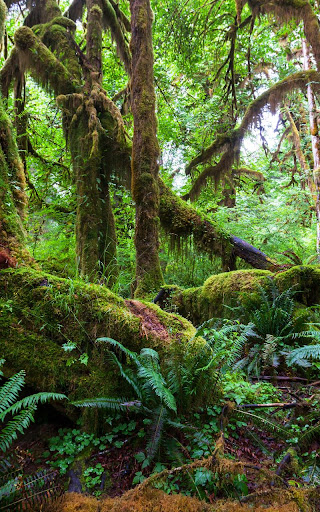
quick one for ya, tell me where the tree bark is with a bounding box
[130,0,164,297]
[303,39,320,260]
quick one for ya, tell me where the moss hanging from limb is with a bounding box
[0,48,20,97]
[158,179,280,271]
[14,26,79,96]
[246,0,320,71]
[101,0,131,74]
[185,70,320,197]
[183,149,238,201]
[130,0,164,298]
[34,17,82,82]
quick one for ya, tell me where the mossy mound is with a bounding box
[0,268,201,413]
[171,265,320,324]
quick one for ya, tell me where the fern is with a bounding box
[299,421,320,447]
[287,344,320,365]
[146,405,167,460]
[0,362,66,454]
[0,371,26,414]
[71,397,142,411]
[234,409,288,438]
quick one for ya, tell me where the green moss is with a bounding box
[171,265,320,325]
[14,26,79,96]
[0,268,203,425]
[0,0,6,42]
[274,265,320,305]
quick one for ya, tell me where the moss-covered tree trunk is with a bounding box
[130,0,164,297]
[302,39,320,260]
[1,0,131,284]
[0,94,29,265]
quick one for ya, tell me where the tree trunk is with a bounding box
[0,97,30,265]
[130,0,164,297]
[302,39,320,260]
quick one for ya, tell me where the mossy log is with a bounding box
[0,268,202,415]
[48,485,320,511]
[170,265,320,324]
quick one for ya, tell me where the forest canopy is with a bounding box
[2,0,320,511]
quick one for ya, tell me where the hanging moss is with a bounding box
[186,69,320,196]
[32,16,82,82]
[248,0,320,71]
[101,0,131,73]
[14,26,79,96]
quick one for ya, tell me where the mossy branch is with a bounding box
[63,0,85,21]
[0,45,20,97]
[185,70,320,195]
[102,0,131,74]
[14,26,79,96]
[158,179,279,270]
[247,0,320,70]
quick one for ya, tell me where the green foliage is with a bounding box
[236,282,320,376]
[0,362,65,511]
[0,361,66,452]
[72,338,183,461]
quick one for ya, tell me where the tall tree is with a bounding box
[130,0,163,296]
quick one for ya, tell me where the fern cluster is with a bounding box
[0,361,66,510]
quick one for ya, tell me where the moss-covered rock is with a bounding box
[0,268,202,418]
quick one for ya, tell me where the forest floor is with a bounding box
[7,377,319,509]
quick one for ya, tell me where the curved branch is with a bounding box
[14,26,79,96]
[185,70,320,195]
[64,0,85,21]
[183,149,236,200]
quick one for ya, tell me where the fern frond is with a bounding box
[71,397,141,412]
[96,337,140,365]
[0,393,66,422]
[299,421,320,447]
[0,371,26,414]
[146,405,167,460]
[107,352,142,399]
[0,406,36,452]
[139,348,160,362]
[234,409,287,437]
[138,365,177,413]
[287,344,320,365]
